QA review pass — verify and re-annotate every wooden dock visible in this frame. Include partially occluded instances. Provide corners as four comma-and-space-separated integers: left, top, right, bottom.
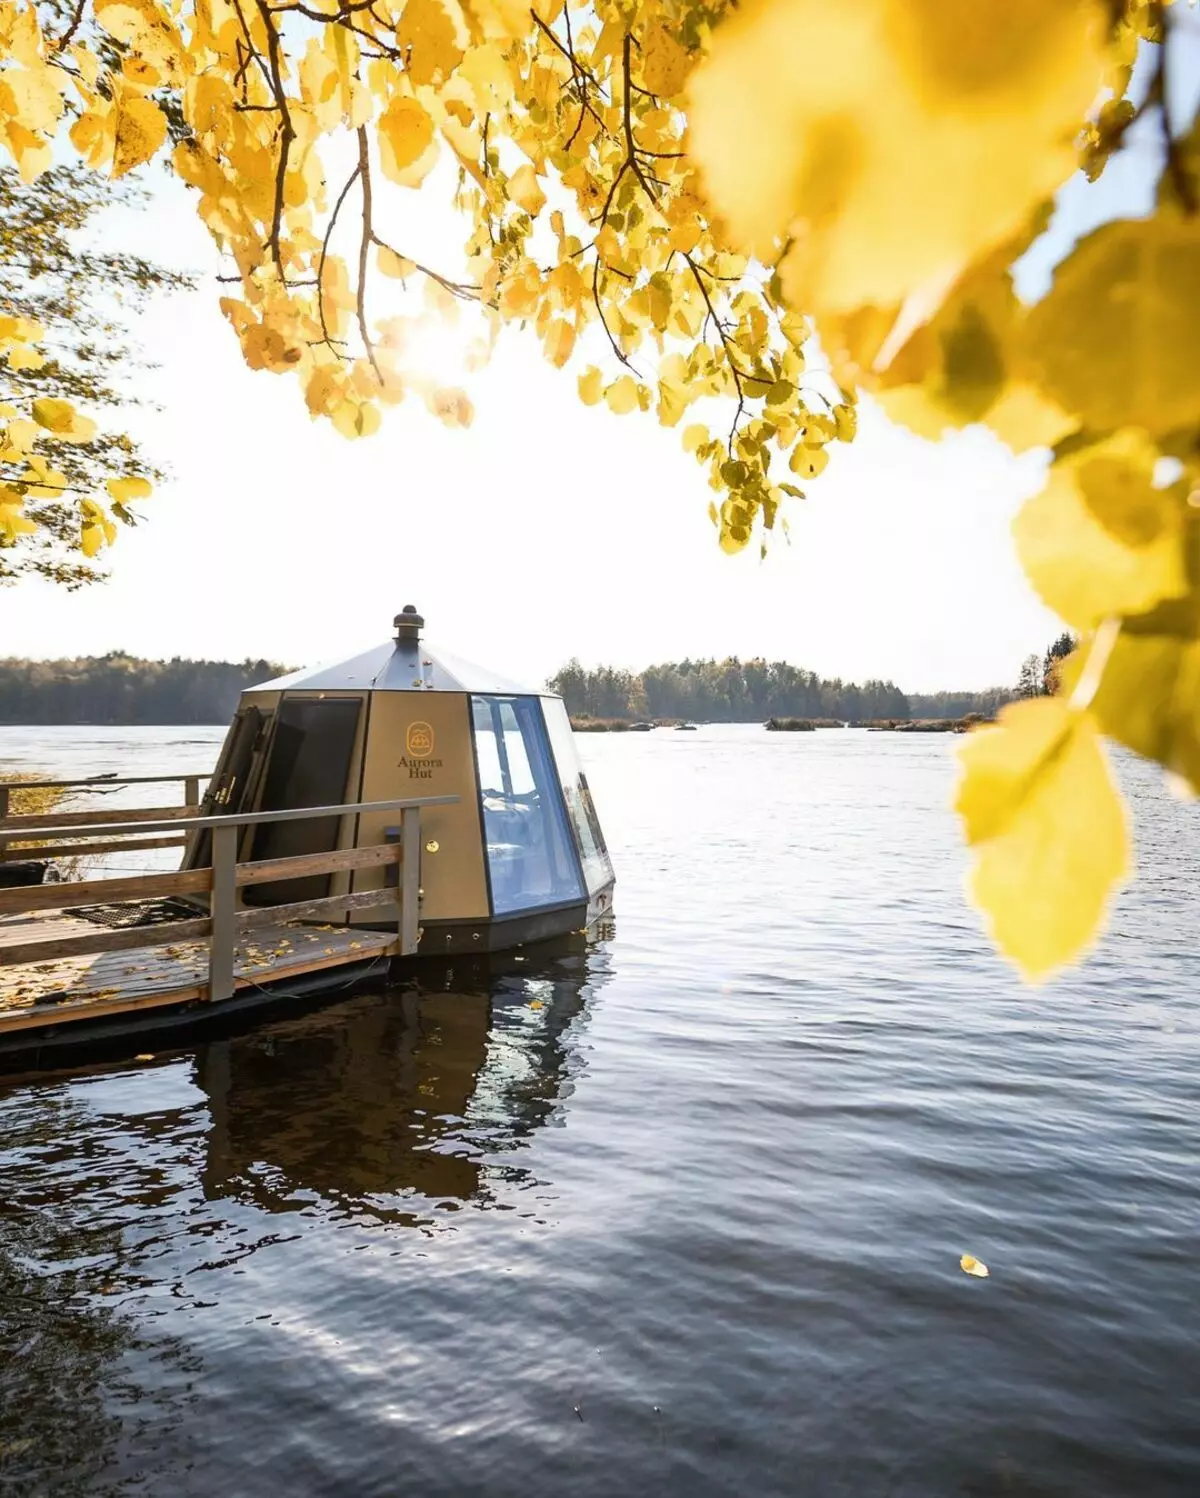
0, 783, 457, 1053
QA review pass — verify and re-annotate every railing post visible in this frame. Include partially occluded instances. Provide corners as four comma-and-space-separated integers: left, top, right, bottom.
209, 822, 237, 1001
399, 806, 420, 955
184, 775, 200, 808
0, 785, 8, 820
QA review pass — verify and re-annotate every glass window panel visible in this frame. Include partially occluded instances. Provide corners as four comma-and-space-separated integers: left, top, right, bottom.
540, 697, 615, 897
472, 696, 584, 915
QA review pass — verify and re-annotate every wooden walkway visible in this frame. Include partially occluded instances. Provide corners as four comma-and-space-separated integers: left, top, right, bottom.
0, 912, 395, 1035
0, 784, 457, 1047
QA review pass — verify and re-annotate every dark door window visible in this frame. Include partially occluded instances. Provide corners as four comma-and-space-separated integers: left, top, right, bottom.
243, 697, 362, 906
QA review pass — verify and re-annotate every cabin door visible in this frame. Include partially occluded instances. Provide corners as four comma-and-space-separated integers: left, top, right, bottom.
185, 704, 271, 873
242, 697, 363, 907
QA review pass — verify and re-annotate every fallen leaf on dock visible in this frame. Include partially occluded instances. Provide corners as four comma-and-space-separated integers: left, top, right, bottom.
960, 1254, 989, 1278
135, 1053, 154, 1062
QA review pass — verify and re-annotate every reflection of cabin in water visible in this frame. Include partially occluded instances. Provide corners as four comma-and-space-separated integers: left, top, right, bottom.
197, 963, 596, 1220
188, 606, 615, 955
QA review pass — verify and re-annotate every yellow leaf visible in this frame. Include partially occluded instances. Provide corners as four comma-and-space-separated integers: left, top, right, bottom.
605, 375, 639, 415
2, 119, 53, 182
641, 24, 691, 98
395, 0, 464, 87
31, 397, 96, 442
377, 95, 436, 185
1025, 213, 1200, 440
330, 399, 382, 438
955, 697, 1129, 980
431, 387, 474, 427
79, 497, 118, 556
832, 403, 857, 442
0, 488, 38, 540
682, 423, 708, 453
1013, 431, 1188, 631
789, 445, 828, 480
1086, 524, 1200, 792
107, 476, 152, 504
112, 91, 167, 177
960, 1254, 989, 1278
578, 366, 603, 405
689, 0, 1107, 313
543, 318, 575, 368
6, 344, 44, 371
376, 245, 415, 279
94, 0, 184, 83
467, 0, 530, 43
509, 163, 546, 217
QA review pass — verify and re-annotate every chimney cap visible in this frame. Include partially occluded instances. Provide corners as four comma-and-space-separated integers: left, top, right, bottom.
394, 604, 423, 642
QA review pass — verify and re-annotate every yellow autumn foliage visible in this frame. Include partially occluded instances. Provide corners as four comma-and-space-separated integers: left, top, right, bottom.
1, 0, 1197, 978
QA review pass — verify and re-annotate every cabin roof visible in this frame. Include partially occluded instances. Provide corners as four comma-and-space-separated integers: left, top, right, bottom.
250, 638, 548, 697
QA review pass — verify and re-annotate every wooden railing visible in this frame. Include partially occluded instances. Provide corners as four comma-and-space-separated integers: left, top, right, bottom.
0, 796, 458, 1001
0, 771, 212, 821
0, 771, 214, 859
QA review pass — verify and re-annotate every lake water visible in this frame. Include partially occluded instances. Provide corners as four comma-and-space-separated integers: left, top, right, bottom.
1, 724, 1199, 1497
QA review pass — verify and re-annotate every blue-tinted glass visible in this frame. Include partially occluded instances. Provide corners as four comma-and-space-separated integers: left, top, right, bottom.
540, 697, 614, 896
472, 696, 585, 915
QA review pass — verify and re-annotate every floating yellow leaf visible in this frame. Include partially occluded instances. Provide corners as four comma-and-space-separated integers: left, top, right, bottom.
960, 1254, 989, 1278
1013, 431, 1188, 631
689, 0, 1107, 313
956, 696, 1129, 980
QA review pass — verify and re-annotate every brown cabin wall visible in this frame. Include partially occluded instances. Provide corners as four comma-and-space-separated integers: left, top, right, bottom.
352, 693, 489, 923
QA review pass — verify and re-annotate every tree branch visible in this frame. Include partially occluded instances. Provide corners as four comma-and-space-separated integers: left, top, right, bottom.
253, 0, 297, 277
317, 158, 362, 357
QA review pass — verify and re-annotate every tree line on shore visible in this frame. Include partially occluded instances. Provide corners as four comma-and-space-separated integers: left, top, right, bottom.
0, 637, 1075, 726
0, 654, 290, 725
547, 658, 1019, 726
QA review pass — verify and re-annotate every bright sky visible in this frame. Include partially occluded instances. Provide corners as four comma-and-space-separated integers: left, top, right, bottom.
2, 35, 1190, 693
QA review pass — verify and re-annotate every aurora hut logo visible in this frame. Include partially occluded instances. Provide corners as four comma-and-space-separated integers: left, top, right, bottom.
406, 722, 435, 758
400, 720, 442, 780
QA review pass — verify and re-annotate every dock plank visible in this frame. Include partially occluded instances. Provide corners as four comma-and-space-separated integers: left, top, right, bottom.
0, 913, 396, 1034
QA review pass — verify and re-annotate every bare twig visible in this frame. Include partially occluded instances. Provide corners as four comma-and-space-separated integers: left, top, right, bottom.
253, 0, 297, 277
53, 0, 88, 52
316, 159, 362, 356
355, 128, 383, 381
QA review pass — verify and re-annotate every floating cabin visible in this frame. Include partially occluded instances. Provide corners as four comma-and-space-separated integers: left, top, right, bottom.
184, 606, 615, 953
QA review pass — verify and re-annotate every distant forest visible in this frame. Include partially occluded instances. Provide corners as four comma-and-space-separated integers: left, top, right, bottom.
0, 643, 1066, 726
547, 658, 1018, 724
0, 654, 290, 724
